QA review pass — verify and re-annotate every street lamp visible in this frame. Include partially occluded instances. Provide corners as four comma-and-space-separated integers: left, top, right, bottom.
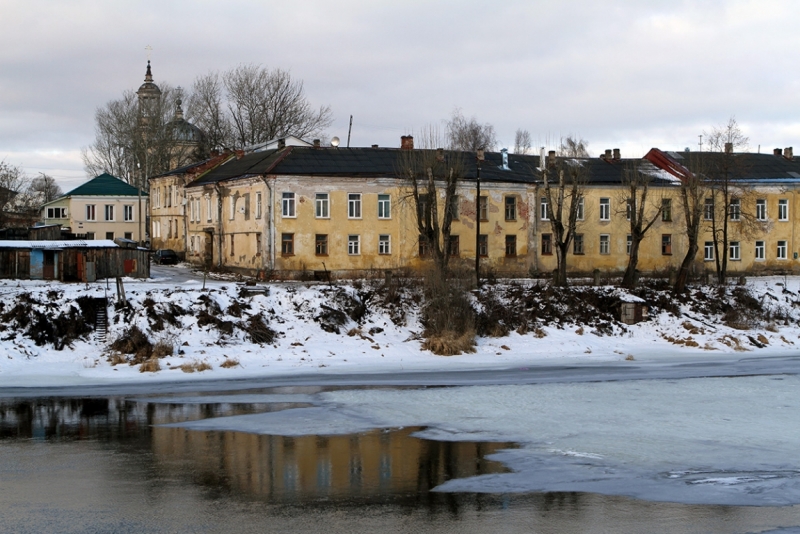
475, 147, 485, 288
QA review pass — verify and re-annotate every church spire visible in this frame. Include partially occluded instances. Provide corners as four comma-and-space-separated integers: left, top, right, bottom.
144, 60, 153, 83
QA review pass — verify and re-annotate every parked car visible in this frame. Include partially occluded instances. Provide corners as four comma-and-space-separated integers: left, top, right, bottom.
152, 249, 179, 265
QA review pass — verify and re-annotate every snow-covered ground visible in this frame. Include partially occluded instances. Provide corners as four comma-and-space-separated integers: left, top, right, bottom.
0, 264, 798, 388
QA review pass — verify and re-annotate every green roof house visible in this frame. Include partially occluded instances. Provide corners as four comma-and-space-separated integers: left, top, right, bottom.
41, 173, 148, 242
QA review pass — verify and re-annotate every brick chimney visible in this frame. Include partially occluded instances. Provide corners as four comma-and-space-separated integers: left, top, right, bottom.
774, 148, 783, 156
602, 149, 612, 160
277, 138, 286, 149
372, 144, 379, 148
401, 135, 414, 150
313, 139, 321, 148
785, 147, 793, 159
613, 148, 621, 160
548, 150, 556, 167
724, 142, 733, 154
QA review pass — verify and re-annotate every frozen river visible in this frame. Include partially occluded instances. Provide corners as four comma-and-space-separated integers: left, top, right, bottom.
2, 354, 800, 532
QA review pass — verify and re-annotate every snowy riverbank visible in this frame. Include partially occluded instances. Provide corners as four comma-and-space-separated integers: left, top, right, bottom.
0, 266, 799, 388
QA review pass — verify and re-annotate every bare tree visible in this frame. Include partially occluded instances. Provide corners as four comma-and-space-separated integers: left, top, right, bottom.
397, 128, 465, 274
558, 135, 590, 158
30, 173, 62, 204
514, 129, 532, 155
700, 117, 759, 284
222, 64, 333, 148
619, 163, 664, 288
540, 152, 587, 286
674, 157, 705, 293
186, 71, 233, 152
446, 109, 497, 152
0, 160, 27, 227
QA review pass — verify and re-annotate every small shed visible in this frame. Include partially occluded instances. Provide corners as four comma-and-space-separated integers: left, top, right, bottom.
0, 240, 150, 281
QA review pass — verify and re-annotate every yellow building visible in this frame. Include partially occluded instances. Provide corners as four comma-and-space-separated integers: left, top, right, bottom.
150, 140, 800, 278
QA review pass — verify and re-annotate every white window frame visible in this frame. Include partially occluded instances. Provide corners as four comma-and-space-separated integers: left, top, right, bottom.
86, 204, 96, 221
599, 234, 610, 255
124, 205, 134, 222
729, 198, 740, 221
756, 199, 767, 221
378, 234, 391, 255
704, 198, 714, 221
46, 207, 66, 219
348, 193, 362, 219
206, 195, 212, 222
599, 198, 610, 221
230, 196, 236, 220
779, 199, 788, 221
378, 194, 391, 219
540, 197, 549, 220
576, 197, 584, 221
777, 240, 788, 260
282, 192, 296, 218
729, 241, 740, 261
315, 193, 329, 219
256, 192, 263, 219
348, 234, 360, 255
104, 204, 114, 222
704, 241, 714, 261
755, 240, 765, 261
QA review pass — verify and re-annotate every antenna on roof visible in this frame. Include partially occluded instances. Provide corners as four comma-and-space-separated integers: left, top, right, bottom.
347, 115, 353, 148
698, 134, 703, 152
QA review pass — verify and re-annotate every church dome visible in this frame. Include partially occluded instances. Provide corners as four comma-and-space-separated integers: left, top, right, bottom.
168, 98, 205, 144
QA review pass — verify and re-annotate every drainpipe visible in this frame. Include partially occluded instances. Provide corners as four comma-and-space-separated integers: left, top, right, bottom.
214, 184, 223, 269
266, 177, 275, 271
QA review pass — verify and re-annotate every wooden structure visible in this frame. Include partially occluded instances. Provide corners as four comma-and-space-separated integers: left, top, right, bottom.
0, 240, 150, 281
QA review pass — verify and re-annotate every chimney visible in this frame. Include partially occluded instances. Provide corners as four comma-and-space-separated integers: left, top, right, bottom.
724, 142, 733, 154
401, 135, 414, 150
613, 148, 621, 160
548, 150, 556, 167
371, 144, 379, 149
436, 148, 444, 162
774, 148, 783, 156
785, 147, 793, 159
235, 150, 244, 159
313, 139, 321, 148
604, 149, 612, 160
277, 138, 286, 149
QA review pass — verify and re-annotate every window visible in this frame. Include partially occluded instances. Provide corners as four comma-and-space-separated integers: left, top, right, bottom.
256, 192, 263, 219
86, 232, 95, 240
755, 240, 765, 260
779, 199, 789, 221
662, 198, 672, 222
541, 233, 552, 255
378, 194, 391, 219
419, 235, 430, 257
573, 234, 584, 254
379, 234, 391, 255
599, 198, 610, 221
124, 232, 132, 240
151, 221, 160, 238
626, 234, 632, 255
448, 235, 459, 256
540, 197, 549, 220
105, 232, 114, 240
662, 234, 672, 255
206, 196, 212, 222
505, 235, 517, 257
282, 192, 296, 218
447, 195, 459, 220
478, 196, 488, 221
104, 205, 114, 221
478, 234, 488, 257
281, 233, 294, 255
86, 204, 96, 221
704, 198, 714, 220
46, 207, 66, 219
599, 234, 610, 255
230, 235, 235, 256
778, 240, 787, 259
256, 234, 262, 255
576, 197, 585, 220
729, 241, 740, 261
505, 196, 516, 221
124, 205, 133, 222
704, 241, 714, 261
315, 234, 328, 255
188, 199, 195, 222
729, 198, 740, 221
315, 193, 329, 218
348, 234, 360, 255
626, 199, 633, 221
756, 199, 767, 221
230, 196, 236, 220
348, 193, 362, 219
417, 194, 431, 222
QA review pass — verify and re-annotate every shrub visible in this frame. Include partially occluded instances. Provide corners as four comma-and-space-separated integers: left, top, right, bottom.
420, 268, 476, 355
220, 358, 240, 368
179, 360, 212, 373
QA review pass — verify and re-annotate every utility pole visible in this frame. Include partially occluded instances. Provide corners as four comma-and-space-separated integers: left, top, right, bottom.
475, 147, 485, 288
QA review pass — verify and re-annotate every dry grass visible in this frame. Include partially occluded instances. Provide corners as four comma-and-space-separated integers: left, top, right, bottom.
220, 358, 240, 368
757, 334, 769, 345
107, 352, 127, 366
152, 340, 174, 358
139, 358, 161, 373
422, 329, 476, 356
179, 360, 212, 373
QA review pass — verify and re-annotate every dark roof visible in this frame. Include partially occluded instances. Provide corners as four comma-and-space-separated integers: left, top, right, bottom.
64, 173, 146, 197
658, 150, 800, 182
181, 146, 777, 188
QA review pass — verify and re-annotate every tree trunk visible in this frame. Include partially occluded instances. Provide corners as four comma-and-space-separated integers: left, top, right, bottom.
622, 238, 641, 288
555, 243, 569, 287
674, 241, 699, 293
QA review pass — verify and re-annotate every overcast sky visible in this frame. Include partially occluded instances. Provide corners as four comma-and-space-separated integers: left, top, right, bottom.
2, 0, 799, 191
